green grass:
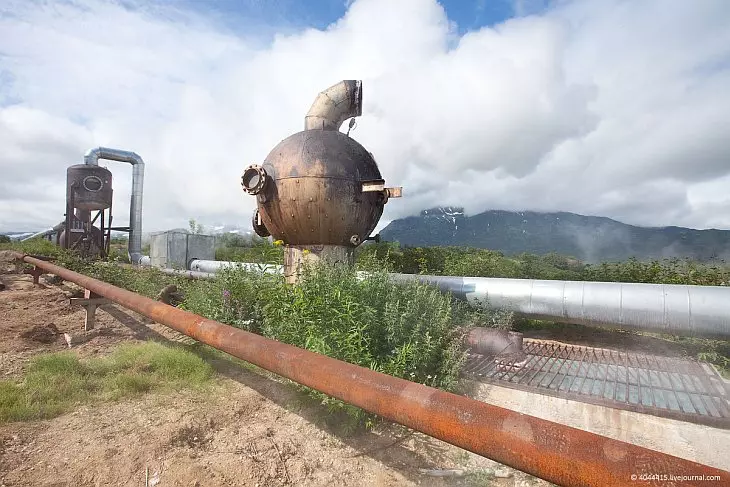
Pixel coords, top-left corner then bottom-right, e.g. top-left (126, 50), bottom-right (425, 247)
top-left (0, 342), bottom-right (213, 423)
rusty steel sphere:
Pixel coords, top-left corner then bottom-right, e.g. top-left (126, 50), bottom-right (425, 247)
top-left (67, 164), bottom-right (113, 211)
top-left (251, 130), bottom-right (386, 246)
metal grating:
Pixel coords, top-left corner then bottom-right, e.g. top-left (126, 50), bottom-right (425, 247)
top-left (463, 339), bottom-right (730, 428)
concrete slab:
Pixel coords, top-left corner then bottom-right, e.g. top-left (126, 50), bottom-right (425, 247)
top-left (467, 380), bottom-right (730, 471)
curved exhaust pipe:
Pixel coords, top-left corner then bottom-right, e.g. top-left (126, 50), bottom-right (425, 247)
top-left (304, 80), bottom-right (362, 131)
top-left (84, 147), bottom-right (145, 265)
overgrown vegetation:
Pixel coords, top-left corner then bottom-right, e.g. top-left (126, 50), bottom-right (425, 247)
top-left (3, 237), bottom-right (730, 423)
top-left (1, 238), bottom-right (195, 298)
top-left (182, 263), bottom-right (486, 430)
top-left (0, 342), bottom-right (213, 422)
top-left (188, 218), bottom-right (205, 235)
top-left (2, 239), bottom-right (485, 428)
top-left (357, 242), bottom-right (730, 285)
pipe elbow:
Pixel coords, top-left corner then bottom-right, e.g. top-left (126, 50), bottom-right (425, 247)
top-left (84, 147), bottom-right (102, 166)
top-left (128, 152), bottom-right (144, 166)
top-left (84, 147), bottom-right (144, 166)
top-left (304, 80), bottom-right (362, 131)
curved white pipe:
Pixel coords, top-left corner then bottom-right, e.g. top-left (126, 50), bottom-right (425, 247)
top-left (84, 147), bottom-right (145, 264)
top-left (159, 267), bottom-right (216, 279)
top-left (189, 259), bottom-right (283, 275)
top-left (304, 80), bottom-right (362, 131)
top-left (20, 222), bottom-right (64, 242)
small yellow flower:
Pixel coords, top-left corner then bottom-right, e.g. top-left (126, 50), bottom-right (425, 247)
top-left (303, 249), bottom-right (310, 255)
top-left (273, 240), bottom-right (284, 246)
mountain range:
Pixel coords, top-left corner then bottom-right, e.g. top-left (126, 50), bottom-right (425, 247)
top-left (379, 208), bottom-right (730, 263)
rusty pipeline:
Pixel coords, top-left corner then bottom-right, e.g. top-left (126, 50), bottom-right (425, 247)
top-left (13, 253), bottom-right (728, 486)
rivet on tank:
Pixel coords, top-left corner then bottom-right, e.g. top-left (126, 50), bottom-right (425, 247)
top-left (242, 80), bottom-right (402, 283)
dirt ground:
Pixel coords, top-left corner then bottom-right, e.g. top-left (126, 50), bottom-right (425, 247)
top-left (0, 252), bottom-right (548, 487)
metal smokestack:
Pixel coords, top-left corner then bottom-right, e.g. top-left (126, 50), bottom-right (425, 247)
top-left (84, 147), bottom-right (145, 265)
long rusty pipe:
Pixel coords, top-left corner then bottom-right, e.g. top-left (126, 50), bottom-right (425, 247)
top-left (14, 253), bottom-right (727, 486)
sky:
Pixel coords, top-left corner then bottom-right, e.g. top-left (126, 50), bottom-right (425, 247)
top-left (1, 0), bottom-right (729, 234)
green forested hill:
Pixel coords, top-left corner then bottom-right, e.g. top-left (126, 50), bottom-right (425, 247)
top-left (380, 207), bottom-right (730, 263)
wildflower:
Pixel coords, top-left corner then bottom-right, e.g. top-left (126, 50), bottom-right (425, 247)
top-left (303, 249), bottom-right (310, 255)
top-left (273, 239), bottom-right (284, 246)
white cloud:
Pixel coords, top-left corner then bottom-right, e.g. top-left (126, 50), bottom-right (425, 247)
top-left (0, 0), bottom-right (729, 234)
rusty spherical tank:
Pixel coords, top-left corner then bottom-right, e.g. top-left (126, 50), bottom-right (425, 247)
top-left (253, 130), bottom-right (386, 246)
top-left (67, 164), bottom-right (113, 211)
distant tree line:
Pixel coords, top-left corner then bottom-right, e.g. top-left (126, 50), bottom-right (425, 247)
top-left (356, 242), bottom-right (730, 286)
top-left (207, 237), bottom-right (730, 286)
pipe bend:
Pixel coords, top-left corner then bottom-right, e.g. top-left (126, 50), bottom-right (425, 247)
top-left (304, 80), bottom-right (362, 131)
top-left (84, 147), bottom-right (144, 166)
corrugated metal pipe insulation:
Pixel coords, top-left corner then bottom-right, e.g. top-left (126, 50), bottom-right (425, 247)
top-left (178, 261), bottom-right (730, 338)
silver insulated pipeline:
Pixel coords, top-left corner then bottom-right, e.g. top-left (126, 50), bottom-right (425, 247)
top-left (178, 257), bottom-right (730, 337)
top-left (389, 274), bottom-right (730, 338)
top-left (84, 147), bottom-right (145, 265)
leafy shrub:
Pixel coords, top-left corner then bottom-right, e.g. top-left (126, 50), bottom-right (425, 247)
top-left (182, 265), bottom-right (281, 332)
top-left (183, 262), bottom-right (479, 429)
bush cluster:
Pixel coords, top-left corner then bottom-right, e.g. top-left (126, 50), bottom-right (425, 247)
top-left (182, 263), bottom-right (485, 429)
top-left (357, 242), bottom-right (730, 285)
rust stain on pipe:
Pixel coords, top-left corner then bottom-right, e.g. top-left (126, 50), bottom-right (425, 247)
top-left (14, 253), bottom-right (728, 487)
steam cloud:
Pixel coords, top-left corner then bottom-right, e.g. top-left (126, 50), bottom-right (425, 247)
top-left (1, 0), bottom-right (729, 232)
